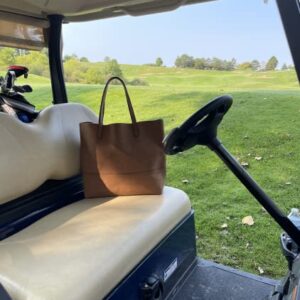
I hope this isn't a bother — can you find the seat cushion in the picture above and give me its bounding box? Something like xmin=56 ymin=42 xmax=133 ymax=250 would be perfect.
xmin=0 ymin=187 xmax=191 ymax=300
xmin=0 ymin=103 xmax=97 ymax=205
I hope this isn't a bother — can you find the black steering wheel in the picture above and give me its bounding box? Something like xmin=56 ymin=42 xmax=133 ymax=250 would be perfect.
xmin=164 ymin=95 xmax=233 ymax=155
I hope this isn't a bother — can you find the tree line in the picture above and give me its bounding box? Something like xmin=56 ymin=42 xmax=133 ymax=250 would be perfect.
xmin=0 ymin=48 xmax=294 ymax=85
xmin=0 ymin=48 xmax=147 ymax=85
xmin=173 ymin=54 xmax=293 ymax=71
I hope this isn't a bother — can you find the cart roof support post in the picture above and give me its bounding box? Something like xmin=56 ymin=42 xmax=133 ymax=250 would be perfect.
xmin=276 ymin=0 xmax=300 ymax=83
xmin=47 ymin=15 xmax=68 ymax=104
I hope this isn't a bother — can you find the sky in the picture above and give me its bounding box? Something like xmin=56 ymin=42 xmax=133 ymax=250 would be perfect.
xmin=62 ymin=0 xmax=293 ymax=67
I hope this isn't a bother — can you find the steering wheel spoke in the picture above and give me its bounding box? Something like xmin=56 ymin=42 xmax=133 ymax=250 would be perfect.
xmin=164 ymin=95 xmax=233 ymax=155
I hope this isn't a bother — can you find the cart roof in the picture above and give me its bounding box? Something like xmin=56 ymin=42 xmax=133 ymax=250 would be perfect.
xmin=0 ymin=0 xmax=213 ymax=23
xmin=0 ymin=0 xmax=213 ymax=50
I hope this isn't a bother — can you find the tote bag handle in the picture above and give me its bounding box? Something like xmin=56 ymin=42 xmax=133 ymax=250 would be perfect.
xmin=98 ymin=76 xmax=139 ymax=137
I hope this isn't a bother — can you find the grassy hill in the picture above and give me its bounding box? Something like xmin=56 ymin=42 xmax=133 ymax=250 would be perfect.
xmin=19 ymin=66 xmax=300 ymax=278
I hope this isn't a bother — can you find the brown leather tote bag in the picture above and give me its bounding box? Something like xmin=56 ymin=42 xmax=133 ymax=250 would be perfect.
xmin=80 ymin=76 xmax=166 ymax=198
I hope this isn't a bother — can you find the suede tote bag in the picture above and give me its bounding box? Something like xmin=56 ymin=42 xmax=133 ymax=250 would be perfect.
xmin=80 ymin=76 xmax=166 ymax=198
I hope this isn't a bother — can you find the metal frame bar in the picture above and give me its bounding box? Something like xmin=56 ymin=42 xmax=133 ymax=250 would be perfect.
xmin=47 ymin=15 xmax=68 ymax=104
xmin=276 ymin=0 xmax=300 ymax=83
xmin=209 ymin=138 xmax=300 ymax=248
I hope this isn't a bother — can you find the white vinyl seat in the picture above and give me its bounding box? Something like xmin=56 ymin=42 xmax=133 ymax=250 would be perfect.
xmin=0 ymin=187 xmax=191 ymax=300
xmin=0 ymin=103 xmax=191 ymax=300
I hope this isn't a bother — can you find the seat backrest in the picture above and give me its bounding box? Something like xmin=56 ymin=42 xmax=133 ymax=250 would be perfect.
xmin=0 ymin=103 xmax=97 ymax=205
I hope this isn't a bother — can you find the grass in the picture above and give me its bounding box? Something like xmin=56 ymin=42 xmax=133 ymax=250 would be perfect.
xmin=21 ymin=66 xmax=300 ymax=278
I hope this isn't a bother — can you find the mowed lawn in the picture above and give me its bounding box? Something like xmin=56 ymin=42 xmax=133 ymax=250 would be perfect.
xmin=23 ymin=66 xmax=300 ymax=278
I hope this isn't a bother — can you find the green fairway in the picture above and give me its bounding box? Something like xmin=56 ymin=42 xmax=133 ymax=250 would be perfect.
xmin=23 ymin=66 xmax=299 ymax=278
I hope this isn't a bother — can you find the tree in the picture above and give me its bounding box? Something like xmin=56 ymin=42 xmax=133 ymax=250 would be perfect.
xmin=265 ymin=56 xmax=278 ymax=71
xmin=204 ymin=58 xmax=212 ymax=70
xmin=64 ymin=58 xmax=83 ymax=82
xmin=80 ymin=57 xmax=89 ymax=62
xmin=211 ymin=57 xmax=223 ymax=70
xmin=103 ymin=59 xmax=123 ymax=79
xmin=251 ymin=60 xmax=260 ymax=71
xmin=86 ymin=66 xmax=105 ymax=84
xmin=281 ymin=63 xmax=288 ymax=70
xmin=226 ymin=58 xmax=236 ymax=71
xmin=0 ymin=48 xmax=16 ymax=66
xmin=15 ymin=51 xmax=49 ymax=76
xmin=41 ymin=48 xmax=49 ymax=56
xmin=63 ymin=53 xmax=78 ymax=62
xmin=155 ymin=57 xmax=163 ymax=67
xmin=194 ymin=58 xmax=206 ymax=70
xmin=238 ymin=62 xmax=252 ymax=70
xmin=86 ymin=59 xmax=124 ymax=84
xmin=175 ymin=54 xmax=194 ymax=68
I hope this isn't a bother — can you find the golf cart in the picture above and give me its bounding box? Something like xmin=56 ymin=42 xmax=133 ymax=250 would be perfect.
xmin=0 ymin=0 xmax=299 ymax=299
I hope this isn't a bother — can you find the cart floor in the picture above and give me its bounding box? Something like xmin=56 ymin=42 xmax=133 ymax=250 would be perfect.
xmin=172 ymin=259 xmax=279 ymax=300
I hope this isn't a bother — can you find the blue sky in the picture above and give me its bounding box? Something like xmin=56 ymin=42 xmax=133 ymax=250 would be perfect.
xmin=63 ymin=0 xmax=292 ymax=67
